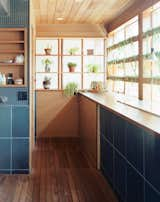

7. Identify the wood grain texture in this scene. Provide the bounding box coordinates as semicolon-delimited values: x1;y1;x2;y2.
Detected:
0;138;118;202
79;95;97;168
36;91;79;137
32;0;136;25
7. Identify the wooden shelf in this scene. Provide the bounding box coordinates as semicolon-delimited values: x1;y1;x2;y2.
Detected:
0;28;27;88
36;72;57;74
0;63;24;66
0;41;24;44
0;85;25;88
0;50;24;54
36;54;58;56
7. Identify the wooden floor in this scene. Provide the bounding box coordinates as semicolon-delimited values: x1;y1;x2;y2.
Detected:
0;138;118;202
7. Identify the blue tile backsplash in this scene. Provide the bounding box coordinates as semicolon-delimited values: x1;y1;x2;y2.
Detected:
100;106;160;202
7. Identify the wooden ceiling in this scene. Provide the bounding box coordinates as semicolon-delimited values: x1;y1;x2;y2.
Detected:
32;0;137;25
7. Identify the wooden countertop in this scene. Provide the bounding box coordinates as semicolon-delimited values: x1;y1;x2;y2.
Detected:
79;92;160;135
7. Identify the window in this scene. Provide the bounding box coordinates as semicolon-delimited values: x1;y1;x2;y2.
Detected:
35;38;106;90
106;2;160;115
143;3;160;102
107;16;139;97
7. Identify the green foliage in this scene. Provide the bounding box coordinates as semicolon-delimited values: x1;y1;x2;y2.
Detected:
64;82;78;96
87;64;100;73
68;47;79;55
42;58;52;65
67;62;77;68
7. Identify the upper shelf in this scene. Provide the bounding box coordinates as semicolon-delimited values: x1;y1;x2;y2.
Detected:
0;41;24;44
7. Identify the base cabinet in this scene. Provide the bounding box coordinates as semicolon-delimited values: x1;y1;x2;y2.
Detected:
0;106;29;174
100;106;160;202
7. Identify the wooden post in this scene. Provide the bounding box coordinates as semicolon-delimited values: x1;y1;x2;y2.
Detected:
138;13;143;100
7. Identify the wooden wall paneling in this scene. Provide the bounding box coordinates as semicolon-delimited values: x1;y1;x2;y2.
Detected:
79;95;97;168
36;91;79;138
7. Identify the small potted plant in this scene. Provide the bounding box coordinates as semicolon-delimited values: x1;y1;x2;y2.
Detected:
42;58;52;72
43;76;51;89
64;82;78;96
87;64;100;73
90;81;103;93
67;62;77;72
44;44;52;55
68;47;79;55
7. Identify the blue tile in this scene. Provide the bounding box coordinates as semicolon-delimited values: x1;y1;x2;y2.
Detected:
12;106;29;137
145;131;160;193
145;182;160;202
0;106;11;137
12;170;29;174
0;139;11;169
12;139;29;170
114;115;126;156
114;151;126;202
127;164;144;202
126;122;144;174
101;135;114;185
0;170;11;174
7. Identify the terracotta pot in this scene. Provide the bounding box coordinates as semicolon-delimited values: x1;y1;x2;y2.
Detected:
68;66;76;72
44;48;52;55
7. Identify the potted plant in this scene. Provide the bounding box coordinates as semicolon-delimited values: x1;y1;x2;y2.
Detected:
44;44;52;55
68;47;79;55
42;58;52;72
43;76;51;89
64;82;78;96
87;64;100;73
67;62;77;72
90;81;103;93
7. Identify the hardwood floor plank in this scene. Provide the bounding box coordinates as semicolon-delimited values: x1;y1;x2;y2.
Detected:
0;138;118;202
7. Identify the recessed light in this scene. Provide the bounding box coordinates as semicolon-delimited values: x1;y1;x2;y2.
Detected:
56;17;64;21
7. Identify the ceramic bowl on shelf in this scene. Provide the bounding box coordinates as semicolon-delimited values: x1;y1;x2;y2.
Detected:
14;78;23;85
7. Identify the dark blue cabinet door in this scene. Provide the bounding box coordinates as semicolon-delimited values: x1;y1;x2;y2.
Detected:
100;135;114;185
104;110;114;144
114;151;126;202
114;115;126;156
127;164;144;202
12;139;29;170
12;106;29;138
0;106;11;137
145;131;160;193
126;121;144;174
100;107;106;135
145;182;160;202
0;139;11;170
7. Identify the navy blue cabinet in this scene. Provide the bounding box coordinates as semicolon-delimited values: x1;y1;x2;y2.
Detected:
0;106;11;137
100;106;160;202
101;135;114;184
12;106;29;138
126;164;144;202
126;121;144;174
114;151;126;202
144;131;160;193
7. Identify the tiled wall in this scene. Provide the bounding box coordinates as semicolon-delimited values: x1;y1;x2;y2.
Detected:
0;0;29;27
100;106;160;202
0;0;29;174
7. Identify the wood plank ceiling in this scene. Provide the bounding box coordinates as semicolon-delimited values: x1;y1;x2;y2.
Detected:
33;0;137;25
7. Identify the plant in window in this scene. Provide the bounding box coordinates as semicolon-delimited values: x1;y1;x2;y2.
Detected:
42;58;53;72
43;76;51;89
87;64;100;73
44;44;52;55
67;62;77;72
64;82;78;96
68;47;79;55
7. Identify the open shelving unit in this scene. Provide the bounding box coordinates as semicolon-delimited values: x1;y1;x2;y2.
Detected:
35;38;106;90
0;28;27;87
